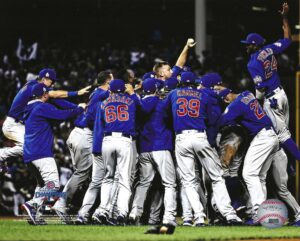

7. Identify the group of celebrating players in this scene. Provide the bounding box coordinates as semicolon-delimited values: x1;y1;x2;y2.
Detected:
1;2;300;227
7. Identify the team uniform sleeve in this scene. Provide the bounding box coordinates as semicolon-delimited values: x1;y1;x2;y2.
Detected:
50;99;78;109
267;38;292;55
248;63;267;89
38;103;83;121
171;65;182;78
219;102;243;128
85;102;98;129
92;102;104;154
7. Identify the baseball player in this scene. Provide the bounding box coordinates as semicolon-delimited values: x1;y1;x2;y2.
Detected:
129;77;177;226
21;83;85;225
74;71;112;224
218;89;280;223
153;38;196;81
0;68;91;168
52;71;112;223
163;71;242;226
145;38;196;224
197;73;223;147
240;2;300;161
91;79;139;226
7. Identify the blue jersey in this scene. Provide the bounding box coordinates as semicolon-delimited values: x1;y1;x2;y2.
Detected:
202;88;222;147
247;38;291;94
92;93;139;154
163;87;212;133
8;80;38;121
138;95;174;153
23;100;83;163
50;99;78;110
74;88;109;129
219;91;272;136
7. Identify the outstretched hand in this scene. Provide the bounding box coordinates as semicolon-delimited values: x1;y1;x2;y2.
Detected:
186;38;196;48
78;86;92;96
279;2;289;16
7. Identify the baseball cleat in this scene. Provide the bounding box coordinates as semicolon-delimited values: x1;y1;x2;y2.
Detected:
244;217;260;226
226;218;243;226
293;220;300;227
128;215;141;225
163;220;177;227
75;215;89;225
116;215;126;226
92;213;115;225
21;203;37;225
52;206;73;225
182;220;193;226
226;215;243;226
194;222;206;227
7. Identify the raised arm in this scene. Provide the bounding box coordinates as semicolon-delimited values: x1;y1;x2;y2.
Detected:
280;2;291;39
48;85;91;98
175;38;196;68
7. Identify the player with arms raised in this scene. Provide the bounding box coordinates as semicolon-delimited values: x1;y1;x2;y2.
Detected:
241;2;300;161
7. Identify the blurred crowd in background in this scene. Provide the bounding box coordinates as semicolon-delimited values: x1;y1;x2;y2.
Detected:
0;33;297;215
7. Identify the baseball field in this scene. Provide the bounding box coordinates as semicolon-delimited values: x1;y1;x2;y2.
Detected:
1;219;300;241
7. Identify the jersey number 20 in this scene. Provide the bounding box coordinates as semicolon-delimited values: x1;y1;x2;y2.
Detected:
250;100;265;120
176;98;200;117
105;105;129;123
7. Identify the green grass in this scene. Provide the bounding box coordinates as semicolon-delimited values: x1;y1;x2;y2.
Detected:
1;220;300;241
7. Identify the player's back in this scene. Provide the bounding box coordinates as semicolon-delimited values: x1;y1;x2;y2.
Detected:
101;93;136;136
167;86;209;133
8;79;38;121
224;91;273;136
138;96;173;152
23;101;55;163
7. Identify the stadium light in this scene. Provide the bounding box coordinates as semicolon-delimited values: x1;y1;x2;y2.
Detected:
251;6;267;12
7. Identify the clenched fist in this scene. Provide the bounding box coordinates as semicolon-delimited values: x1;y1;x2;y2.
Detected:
186;38;196;48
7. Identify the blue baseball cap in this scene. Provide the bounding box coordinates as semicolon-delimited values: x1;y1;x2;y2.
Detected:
32;83;50;97
165;77;178;90
218;88;232;100
109;79;125;93
240;33;265;46
142;72;155;81
180;71;196;84
200;73;223;88
38;68;58;82
142;78;158;94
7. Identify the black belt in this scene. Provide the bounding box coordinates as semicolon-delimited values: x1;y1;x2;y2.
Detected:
265;86;282;99
176;129;205;135
104;132;134;140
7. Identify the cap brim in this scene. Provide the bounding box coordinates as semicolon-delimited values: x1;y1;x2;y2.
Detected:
240;40;250;44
